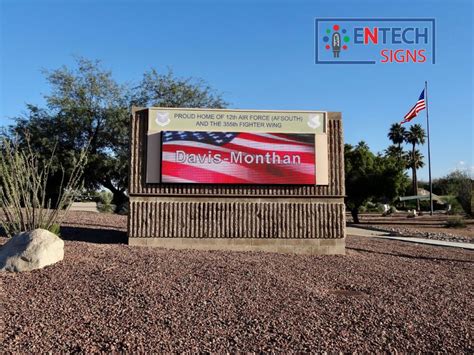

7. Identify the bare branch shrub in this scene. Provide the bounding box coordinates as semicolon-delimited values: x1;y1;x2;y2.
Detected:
0;135;87;237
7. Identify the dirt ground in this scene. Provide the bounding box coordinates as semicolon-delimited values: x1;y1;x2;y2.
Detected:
1;212;473;352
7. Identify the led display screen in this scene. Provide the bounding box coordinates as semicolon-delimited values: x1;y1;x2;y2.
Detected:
161;131;316;184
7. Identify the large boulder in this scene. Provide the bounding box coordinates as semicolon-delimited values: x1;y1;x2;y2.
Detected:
0;229;64;272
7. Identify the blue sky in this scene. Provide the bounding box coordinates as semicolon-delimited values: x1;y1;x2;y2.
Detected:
0;0;472;179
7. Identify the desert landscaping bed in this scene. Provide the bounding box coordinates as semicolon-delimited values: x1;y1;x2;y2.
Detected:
1;212;473;352
348;213;474;243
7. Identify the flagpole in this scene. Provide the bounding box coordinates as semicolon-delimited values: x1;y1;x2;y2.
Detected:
425;80;434;215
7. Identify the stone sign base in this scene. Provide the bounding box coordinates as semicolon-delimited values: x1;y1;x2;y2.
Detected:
128;237;345;255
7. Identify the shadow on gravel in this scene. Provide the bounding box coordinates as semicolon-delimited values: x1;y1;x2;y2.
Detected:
347;247;474;264
60;226;127;244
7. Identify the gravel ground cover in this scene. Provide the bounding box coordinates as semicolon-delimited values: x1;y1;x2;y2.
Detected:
360;225;473;243
1;212;473;352
347;213;474;243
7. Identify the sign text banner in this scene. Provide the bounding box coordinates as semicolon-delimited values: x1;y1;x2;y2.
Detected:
149;108;326;134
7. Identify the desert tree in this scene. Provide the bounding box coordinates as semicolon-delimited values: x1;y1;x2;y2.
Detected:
345;142;409;223
11;58;129;207
9;58;227;210
132;68;226;108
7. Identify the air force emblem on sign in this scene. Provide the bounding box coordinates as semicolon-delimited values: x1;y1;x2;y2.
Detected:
307;114;321;129
155;111;170;126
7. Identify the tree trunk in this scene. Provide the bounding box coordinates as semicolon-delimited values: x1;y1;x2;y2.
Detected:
351;208;360;224
411;144;420;211
414;168;420;211
111;189;128;209
411;166;416;196
101;179;128;211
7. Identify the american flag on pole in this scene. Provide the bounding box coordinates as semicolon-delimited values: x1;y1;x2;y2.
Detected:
161;131;316;184
401;89;426;124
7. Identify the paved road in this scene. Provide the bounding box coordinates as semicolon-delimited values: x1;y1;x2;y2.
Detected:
347;226;474;250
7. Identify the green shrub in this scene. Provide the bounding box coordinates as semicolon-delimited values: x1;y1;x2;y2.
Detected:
434;171;472;216
360;201;379;213
97;203;116;213
366;201;377;210
442;196;464;215
75;189;96;202
98;191;113;205
48;223;61;236
445;217;466;228
376;204;384;213
96;191;114;213
418;199;430;211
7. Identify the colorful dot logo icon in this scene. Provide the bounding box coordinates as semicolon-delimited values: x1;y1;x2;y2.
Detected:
323;24;350;58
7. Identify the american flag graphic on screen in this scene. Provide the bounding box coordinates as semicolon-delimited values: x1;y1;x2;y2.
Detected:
161;131;316;184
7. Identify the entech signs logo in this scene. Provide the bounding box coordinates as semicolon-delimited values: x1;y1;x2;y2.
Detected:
322;24;351;58
315;18;436;64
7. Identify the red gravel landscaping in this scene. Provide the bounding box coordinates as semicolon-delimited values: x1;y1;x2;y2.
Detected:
1;212;473;352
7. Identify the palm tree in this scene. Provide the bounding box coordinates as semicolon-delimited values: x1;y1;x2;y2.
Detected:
405;149;425;171
404;124;426;210
388;123;406;147
356;141;369;150
385;145;404;159
387;123;406;160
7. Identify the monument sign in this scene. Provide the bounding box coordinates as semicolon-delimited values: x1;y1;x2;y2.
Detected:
128;107;345;254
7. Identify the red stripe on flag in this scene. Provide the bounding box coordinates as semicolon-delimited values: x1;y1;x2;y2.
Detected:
401;99;426;124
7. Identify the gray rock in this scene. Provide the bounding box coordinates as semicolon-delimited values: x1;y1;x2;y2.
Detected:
0;229;64;272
